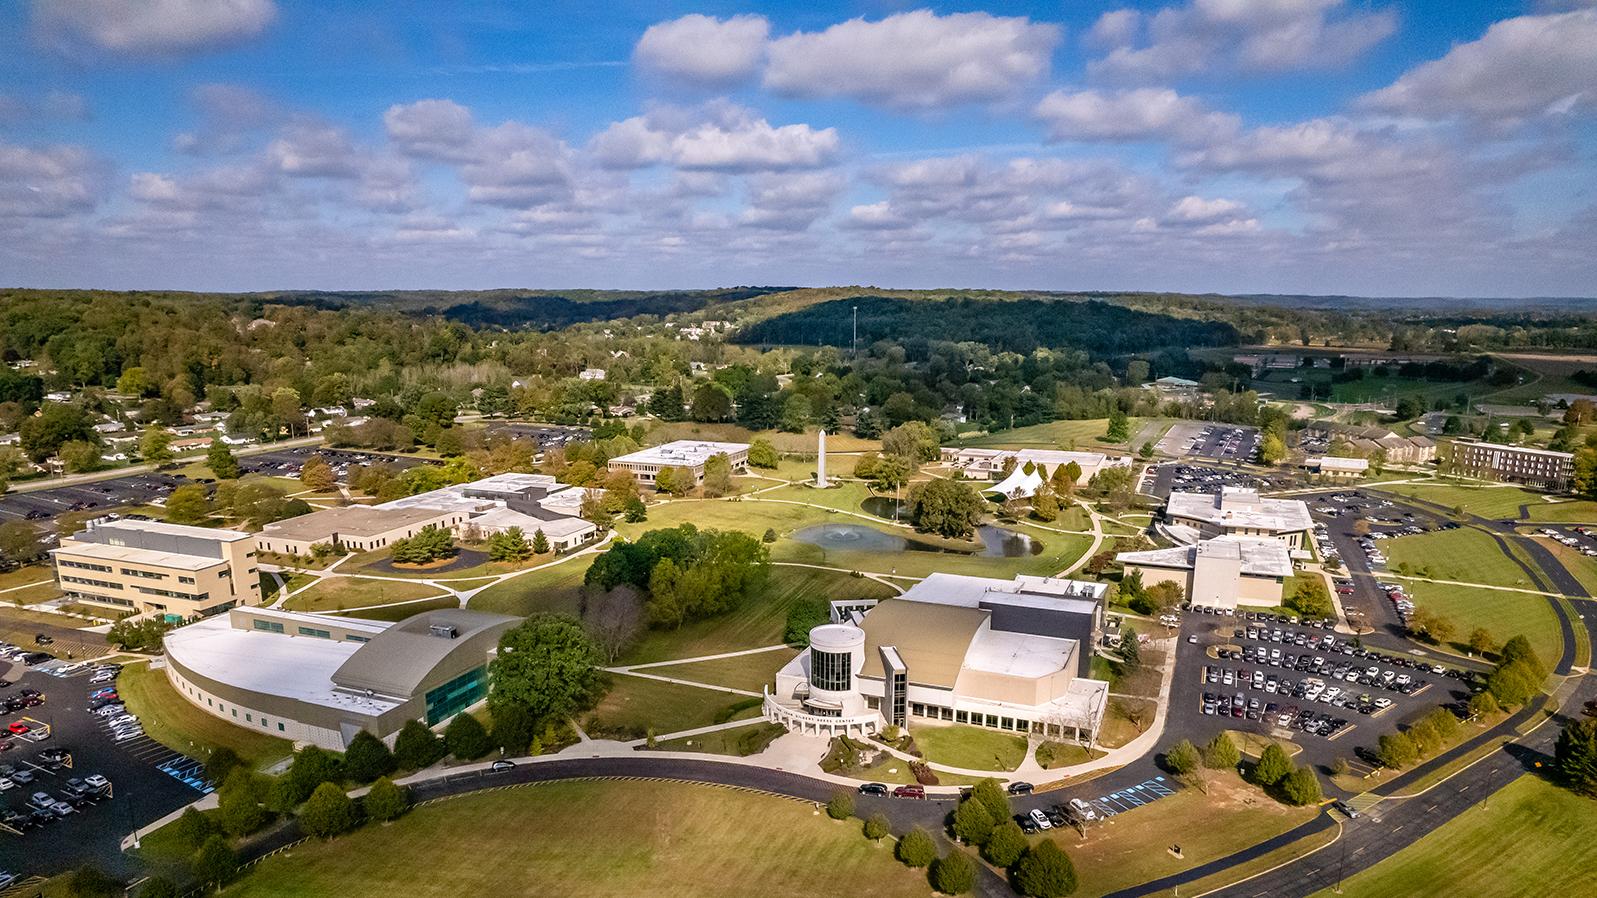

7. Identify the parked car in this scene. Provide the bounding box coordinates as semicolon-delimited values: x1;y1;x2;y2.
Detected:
1028;808;1052;830
858;783;888;796
893;784;925;799
488;759;515;772
1007;782;1034;795
1068;798;1098;822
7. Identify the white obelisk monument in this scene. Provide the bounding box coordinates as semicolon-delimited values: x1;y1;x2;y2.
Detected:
816;429;829;488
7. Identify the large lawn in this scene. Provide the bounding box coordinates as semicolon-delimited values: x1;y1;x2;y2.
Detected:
585;675;761;739
222;780;932;898
282;576;450;612
622;566;896;665
1522;498;1597;523
645;421;881;453
961;417;1144;450
1402;581;1565;665
117;661;292;770
467;557;594;617
1373;481;1548;520
1056;775;1319;897
912;724;1028;771
1383;528;1539;588
645;647;800;692
336;596;460;622
1317;775;1597;898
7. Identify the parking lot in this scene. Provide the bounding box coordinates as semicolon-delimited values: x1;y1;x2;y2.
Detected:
0;474;183;527
1527;524;1597;558
1143;462;1298;500
1305;490;1460;641
0;658;202;878
482;422;591;451
237;447;428;482
1158;423;1261;463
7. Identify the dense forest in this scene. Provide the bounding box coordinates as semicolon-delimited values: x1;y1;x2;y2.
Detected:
734;297;1241;356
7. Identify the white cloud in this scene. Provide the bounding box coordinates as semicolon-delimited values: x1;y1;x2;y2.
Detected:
843;201;913;230
764;10;1060;110
459;123;575;209
0;141;108;218
31;0;277;57
267;124;361;178
1090;0;1396;80
633;14;770;88
1034;88;1239;145
1167;195;1247;223
128;163;273;210
739;171;844;230
1361;10;1597;124
591;103;839;173
384;99;478;162
0;89;88;124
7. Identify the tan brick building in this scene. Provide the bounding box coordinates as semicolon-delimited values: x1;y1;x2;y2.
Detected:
53;519;261;620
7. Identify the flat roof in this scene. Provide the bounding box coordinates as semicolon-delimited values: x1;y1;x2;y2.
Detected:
91;519;252;543
471;507;595;539
962;628;1075;679
610;440;749;467
1117;536;1294;579
946;448;1111;466
1452;439;1574;460
165;612;402;716
1308;456;1369;472
260;504;453;541
1167;487;1313;534
900;572;1104;617
52;542;224;572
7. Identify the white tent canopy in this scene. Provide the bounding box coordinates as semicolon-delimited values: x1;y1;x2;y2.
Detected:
985;467;1044;500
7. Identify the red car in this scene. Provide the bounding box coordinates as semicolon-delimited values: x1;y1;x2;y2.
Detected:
892;784;925;799
7;722;29;735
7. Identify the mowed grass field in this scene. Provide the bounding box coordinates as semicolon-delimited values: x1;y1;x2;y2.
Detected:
1318;775;1597;898
117;661;292;770
911;724;1028;771
646;647;800;692
337;595;460;622
468;557;594;617
960;417;1138;450
585;675;761;738
1373;482;1548;520
1383;528;1539;588
1402;581;1565;665
283;576;450;612
222;780;934;898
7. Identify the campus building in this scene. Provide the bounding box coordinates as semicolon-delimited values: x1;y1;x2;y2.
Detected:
1443;438;1575;492
1115;537;1293;610
52;519;260;620
940;448;1133;489
764;573;1109;741
257;472;600;556
607;440;749;487
163;606;517;750
1305;456;1369;479
1163;487;1312;548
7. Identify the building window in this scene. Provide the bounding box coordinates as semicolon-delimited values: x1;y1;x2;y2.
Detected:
253;620;285;634
278;722;285;732
424;665;490;725
809;649;852;692
297;626;332;639
345;635;369;643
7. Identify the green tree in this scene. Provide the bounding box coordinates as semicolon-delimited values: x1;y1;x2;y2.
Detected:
971;777;1011;824
1015;840;1078;897
487;526;533;562
67;865;122;898
1287;577;1336;621
623;497;647;523
1554;717;1597;799
931;848;978;895
1203;732;1240;770
906;477;985;538
170;806;221;853
881;421;940;462
863;812;891;842
896;826;937;868
531;528;551;554
1500;636;1547;679
138;877;179;898
779;394;812;433
393;719;446;770
1058;461;1082;495
343;730;397;783
59;439;103;473
1467;627;1496;657
0;521;41;565
1106;408;1130;443
364;776;412;822
204;747;243;786
689;382;734;422
1486;659;1543;707
1376;732;1419;769
783;599;829;646
139;428;174;465
190;835;238;888
300;455;336;491
489;613;602;725
1251;742;1292;786
952;796;995;845
164;483;210;525
1165;739;1200;776
490;700;538;755
299;781;358;839
445;712;493;760
983;819;1028;867
206;441;240;479
1259;432;1287;465
702;453;734;498
1031;484;1060;522
1279;766;1323;806
19;403;95;462
283;745;344;807
747;438;779;469
827;790;855;820
216;769;268;836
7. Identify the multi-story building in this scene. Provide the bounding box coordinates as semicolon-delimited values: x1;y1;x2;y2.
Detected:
607;440;749;487
52;519;260;620
1444;439;1575;491
1116;537;1294;611
1163;487;1313;548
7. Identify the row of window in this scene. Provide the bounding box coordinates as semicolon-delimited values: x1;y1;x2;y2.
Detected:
59;559;112;573
862;696;1036;733
63;589;133;607
62;575;121;591
250;618;368;643
134;585;209;601
178;678;287;733
120;567;168;580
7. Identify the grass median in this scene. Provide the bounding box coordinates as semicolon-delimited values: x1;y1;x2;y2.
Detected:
117;661;292;770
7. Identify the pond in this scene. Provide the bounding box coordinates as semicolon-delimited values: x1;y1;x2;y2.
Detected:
791;522;1044;558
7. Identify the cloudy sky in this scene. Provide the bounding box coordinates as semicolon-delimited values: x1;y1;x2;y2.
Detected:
2;1;1594;296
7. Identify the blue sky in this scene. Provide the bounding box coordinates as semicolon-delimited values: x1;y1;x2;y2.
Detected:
2;1;1594;296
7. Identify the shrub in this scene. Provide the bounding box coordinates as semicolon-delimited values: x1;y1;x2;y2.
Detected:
1203;732;1240;770
1251;742;1292;786
1015;840;1078;897
971;777;1010;823
67;865;121;898
827;790;855;820
1377;732;1419;769
394;719;447;769
1165;739;1200;775
445;713;494;761
344;730;398;783
283;745;345;807
191;835;238;887
931;849;978;895
896;826;938;868
216;770;269;837
1279;766;1323;806
863;812;890;842
299;782;359;839
952;797;994;845
983;820;1028;867
203;746;243;786
364;776;411;822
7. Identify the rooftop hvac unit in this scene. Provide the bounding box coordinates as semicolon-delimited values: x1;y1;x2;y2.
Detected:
428;624;459;639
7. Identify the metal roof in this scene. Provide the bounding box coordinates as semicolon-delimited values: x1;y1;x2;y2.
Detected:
331;608;518;699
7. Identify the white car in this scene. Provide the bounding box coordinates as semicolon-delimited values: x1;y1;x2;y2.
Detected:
1068;798;1097;822
0;777;13;792
89;672;116;685
84;774;109;790
1028;808;1052;830
108;714;137;727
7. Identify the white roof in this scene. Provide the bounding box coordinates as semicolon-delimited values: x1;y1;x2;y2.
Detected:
92;518;252;543
537;487;588;514
963;628;1076;679
1117;536;1294;579
52;542;222;572
1167;487;1312;534
164;612;401;716
611;440;749;467
986;468;1044;499
1309;456;1369;472
900;572;1105;617
1455;440;1574;461
947;448;1110;468
471;507;595;539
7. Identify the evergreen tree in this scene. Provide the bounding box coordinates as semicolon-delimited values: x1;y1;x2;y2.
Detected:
1252;742;1292;786
1555;717;1597;799
1015;841;1078;897
393;719;447;770
1165;739;1200;776
216;770;268;836
207;441;240;479
445;713;494;760
863;812;890;842
931;849;977;895
299;782;358;839
364;777;412;822
532;528;551;554
1279;766;1323;806
971;778;1011;824
1203;732;1240;770
827;791;855;820
983;819;1028;867
952;797;994;845
191;835;238;887
343;730;397;783
896;826;937;868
